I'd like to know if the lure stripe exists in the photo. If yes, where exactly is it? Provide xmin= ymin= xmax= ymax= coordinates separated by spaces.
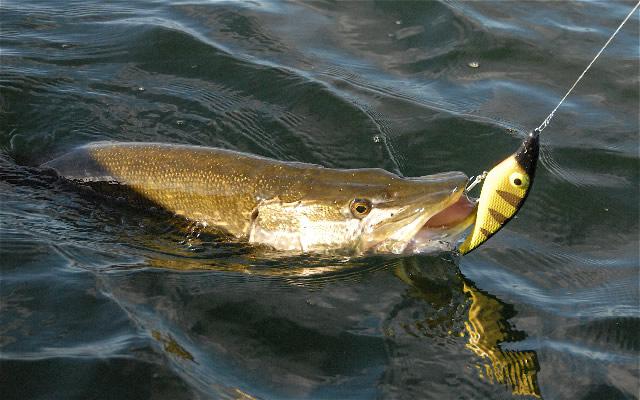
xmin=459 ymin=130 xmax=539 ymax=255
xmin=489 ymin=208 xmax=508 ymax=224
xmin=496 ymin=190 xmax=521 ymax=208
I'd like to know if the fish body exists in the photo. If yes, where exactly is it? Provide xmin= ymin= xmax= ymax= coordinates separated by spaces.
xmin=458 ymin=132 xmax=539 ymax=254
xmin=43 ymin=142 xmax=476 ymax=254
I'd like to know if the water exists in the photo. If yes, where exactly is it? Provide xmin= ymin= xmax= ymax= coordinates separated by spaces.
xmin=1 ymin=1 xmax=638 ymax=399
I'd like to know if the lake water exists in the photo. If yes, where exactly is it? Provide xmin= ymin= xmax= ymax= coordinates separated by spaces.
xmin=1 ymin=1 xmax=638 ymax=399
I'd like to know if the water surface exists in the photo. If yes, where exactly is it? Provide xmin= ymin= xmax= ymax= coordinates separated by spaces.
xmin=1 ymin=1 xmax=638 ymax=399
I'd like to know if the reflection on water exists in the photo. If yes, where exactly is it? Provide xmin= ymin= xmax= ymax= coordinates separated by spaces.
xmin=94 ymin=236 xmax=541 ymax=398
xmin=152 ymin=331 xmax=196 ymax=364
xmin=463 ymin=283 xmax=540 ymax=397
xmin=395 ymin=260 xmax=540 ymax=397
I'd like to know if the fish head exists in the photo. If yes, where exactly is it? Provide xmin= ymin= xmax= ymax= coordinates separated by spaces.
xmin=249 ymin=168 xmax=477 ymax=254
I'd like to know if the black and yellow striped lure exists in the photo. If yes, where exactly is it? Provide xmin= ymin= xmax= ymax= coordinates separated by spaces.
xmin=458 ymin=131 xmax=539 ymax=255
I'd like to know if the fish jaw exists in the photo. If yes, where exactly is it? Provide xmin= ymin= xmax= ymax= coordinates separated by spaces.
xmin=357 ymin=177 xmax=476 ymax=254
xmin=407 ymin=195 xmax=478 ymax=253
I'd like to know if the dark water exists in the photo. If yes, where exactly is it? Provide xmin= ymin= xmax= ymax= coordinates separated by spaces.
xmin=1 ymin=1 xmax=638 ymax=399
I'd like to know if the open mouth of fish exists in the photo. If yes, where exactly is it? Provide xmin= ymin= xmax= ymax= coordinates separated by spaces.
xmin=406 ymin=194 xmax=478 ymax=253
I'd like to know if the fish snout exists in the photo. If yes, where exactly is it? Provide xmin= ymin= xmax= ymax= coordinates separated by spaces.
xmin=362 ymin=172 xmax=472 ymax=254
xmin=406 ymin=171 xmax=469 ymax=212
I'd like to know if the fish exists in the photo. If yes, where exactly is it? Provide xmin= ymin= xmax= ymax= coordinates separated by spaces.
xmin=458 ymin=132 xmax=539 ymax=254
xmin=42 ymin=142 xmax=477 ymax=255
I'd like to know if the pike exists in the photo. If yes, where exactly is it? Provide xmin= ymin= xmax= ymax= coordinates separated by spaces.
xmin=42 ymin=142 xmax=477 ymax=255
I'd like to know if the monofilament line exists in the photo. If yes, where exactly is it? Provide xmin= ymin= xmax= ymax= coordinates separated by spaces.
xmin=535 ymin=1 xmax=639 ymax=134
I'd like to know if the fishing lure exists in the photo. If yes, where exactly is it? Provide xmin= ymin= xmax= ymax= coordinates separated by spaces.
xmin=457 ymin=0 xmax=637 ymax=255
xmin=458 ymin=131 xmax=539 ymax=255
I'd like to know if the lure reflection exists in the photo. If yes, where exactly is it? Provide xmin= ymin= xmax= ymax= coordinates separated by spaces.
xmin=459 ymin=132 xmax=539 ymax=254
xmin=395 ymin=261 xmax=541 ymax=397
xmin=462 ymin=282 xmax=540 ymax=397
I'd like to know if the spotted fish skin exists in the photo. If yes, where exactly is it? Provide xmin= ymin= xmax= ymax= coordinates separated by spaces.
xmin=42 ymin=141 xmax=473 ymax=254
xmin=458 ymin=133 xmax=539 ymax=254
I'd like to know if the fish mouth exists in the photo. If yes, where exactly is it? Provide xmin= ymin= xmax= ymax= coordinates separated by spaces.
xmin=369 ymin=184 xmax=477 ymax=254
xmin=407 ymin=194 xmax=477 ymax=253
xmin=422 ymin=193 xmax=477 ymax=230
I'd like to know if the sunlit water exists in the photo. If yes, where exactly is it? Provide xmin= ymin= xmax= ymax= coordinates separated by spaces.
xmin=1 ymin=1 xmax=638 ymax=399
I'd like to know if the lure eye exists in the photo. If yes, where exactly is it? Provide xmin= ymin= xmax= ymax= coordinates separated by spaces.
xmin=350 ymin=198 xmax=372 ymax=218
xmin=509 ymin=172 xmax=529 ymax=190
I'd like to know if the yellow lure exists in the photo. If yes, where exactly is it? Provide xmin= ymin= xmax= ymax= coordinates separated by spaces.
xmin=459 ymin=132 xmax=539 ymax=255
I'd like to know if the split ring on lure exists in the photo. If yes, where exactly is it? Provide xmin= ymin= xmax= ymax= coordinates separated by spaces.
xmin=458 ymin=131 xmax=540 ymax=255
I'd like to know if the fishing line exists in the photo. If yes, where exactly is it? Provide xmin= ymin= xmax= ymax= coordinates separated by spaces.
xmin=466 ymin=2 xmax=639 ymax=195
xmin=535 ymin=0 xmax=639 ymax=135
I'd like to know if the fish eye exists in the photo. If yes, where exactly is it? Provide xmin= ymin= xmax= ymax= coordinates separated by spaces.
xmin=350 ymin=198 xmax=372 ymax=218
xmin=509 ymin=172 xmax=529 ymax=189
